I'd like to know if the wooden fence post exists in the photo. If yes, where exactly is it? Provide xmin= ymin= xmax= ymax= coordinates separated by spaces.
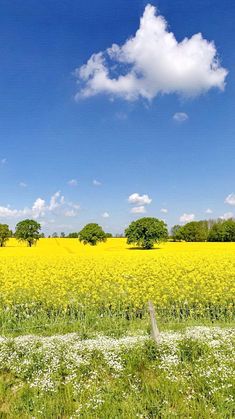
xmin=148 ymin=301 xmax=161 ymax=343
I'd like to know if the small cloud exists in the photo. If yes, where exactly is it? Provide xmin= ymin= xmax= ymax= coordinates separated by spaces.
xmin=220 ymin=212 xmax=233 ymax=220
xmin=128 ymin=193 xmax=152 ymax=206
xmin=64 ymin=210 xmax=77 ymax=217
xmin=68 ymin=179 xmax=78 ymax=187
xmin=1 ymin=158 xmax=7 ymax=165
xmin=69 ymin=203 xmax=80 ymax=210
xmin=173 ymin=112 xmax=188 ymax=122
xmin=131 ymin=205 xmax=146 ymax=214
xmin=102 ymin=212 xmax=110 ymax=218
xmin=225 ymin=193 xmax=235 ymax=206
xmin=93 ymin=179 xmax=102 ymax=186
xmin=19 ymin=182 xmax=27 ymax=188
xmin=180 ymin=213 xmax=195 ymax=223
xmin=160 ymin=208 xmax=168 ymax=213
xmin=205 ymin=208 xmax=213 ymax=214
xmin=115 ymin=112 xmax=128 ymax=120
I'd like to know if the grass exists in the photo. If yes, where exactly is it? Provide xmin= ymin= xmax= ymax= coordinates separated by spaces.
xmin=0 ymin=308 xmax=234 ymax=418
xmin=0 ymin=304 xmax=234 ymax=337
xmin=0 ymin=324 xmax=234 ymax=418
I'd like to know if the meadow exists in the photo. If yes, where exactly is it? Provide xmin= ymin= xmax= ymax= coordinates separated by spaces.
xmin=0 ymin=239 xmax=234 ymax=417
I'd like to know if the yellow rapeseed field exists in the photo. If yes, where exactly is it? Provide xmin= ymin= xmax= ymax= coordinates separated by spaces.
xmin=0 ymin=238 xmax=234 ymax=314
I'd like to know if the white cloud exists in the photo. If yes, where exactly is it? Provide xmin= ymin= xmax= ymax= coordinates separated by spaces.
xmin=205 ymin=208 xmax=213 ymax=214
xmin=93 ymin=179 xmax=102 ymax=186
xmin=180 ymin=213 xmax=195 ymax=223
xmin=225 ymin=193 xmax=235 ymax=206
xmin=0 ymin=206 xmax=22 ymax=218
xmin=0 ymin=205 xmax=30 ymax=218
xmin=68 ymin=179 xmax=78 ymax=187
xmin=220 ymin=212 xmax=233 ymax=220
xmin=32 ymin=198 xmax=47 ymax=218
xmin=115 ymin=112 xmax=128 ymax=120
xmin=75 ymin=4 xmax=227 ymax=102
xmin=102 ymin=212 xmax=110 ymax=218
xmin=64 ymin=210 xmax=77 ymax=217
xmin=160 ymin=208 xmax=168 ymax=213
xmin=0 ymin=191 xmax=80 ymax=220
xmin=173 ymin=112 xmax=188 ymax=122
xmin=128 ymin=193 xmax=152 ymax=205
xmin=19 ymin=182 xmax=27 ymax=188
xmin=69 ymin=203 xmax=80 ymax=211
xmin=131 ymin=205 xmax=146 ymax=214
xmin=49 ymin=191 xmax=65 ymax=211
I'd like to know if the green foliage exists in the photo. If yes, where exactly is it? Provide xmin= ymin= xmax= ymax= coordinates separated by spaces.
xmin=173 ymin=219 xmax=235 ymax=242
xmin=125 ymin=217 xmax=168 ymax=249
xmin=67 ymin=232 xmax=79 ymax=238
xmin=15 ymin=219 xmax=41 ymax=247
xmin=105 ymin=232 xmax=113 ymax=238
xmin=208 ymin=219 xmax=235 ymax=242
xmin=79 ymin=223 xmax=107 ymax=246
xmin=0 ymin=224 xmax=11 ymax=247
xmin=171 ymin=224 xmax=182 ymax=241
xmin=174 ymin=221 xmax=209 ymax=242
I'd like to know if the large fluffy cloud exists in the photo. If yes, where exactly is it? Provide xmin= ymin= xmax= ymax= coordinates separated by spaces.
xmin=75 ymin=4 xmax=227 ymax=101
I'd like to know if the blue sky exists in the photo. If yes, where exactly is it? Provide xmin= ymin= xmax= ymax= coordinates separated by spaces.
xmin=0 ymin=0 xmax=234 ymax=234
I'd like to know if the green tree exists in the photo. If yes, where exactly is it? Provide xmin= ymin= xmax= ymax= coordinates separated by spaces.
xmin=15 ymin=219 xmax=41 ymax=247
xmin=125 ymin=217 xmax=168 ymax=249
xmin=0 ymin=224 xmax=11 ymax=247
xmin=79 ymin=223 xmax=107 ymax=246
xmin=179 ymin=221 xmax=209 ymax=242
xmin=208 ymin=219 xmax=235 ymax=242
xmin=105 ymin=232 xmax=113 ymax=238
xmin=171 ymin=224 xmax=183 ymax=241
xmin=67 ymin=232 xmax=79 ymax=238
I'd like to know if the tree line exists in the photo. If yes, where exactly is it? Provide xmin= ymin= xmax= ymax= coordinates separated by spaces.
xmin=0 ymin=216 xmax=235 ymax=249
xmin=171 ymin=219 xmax=235 ymax=242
